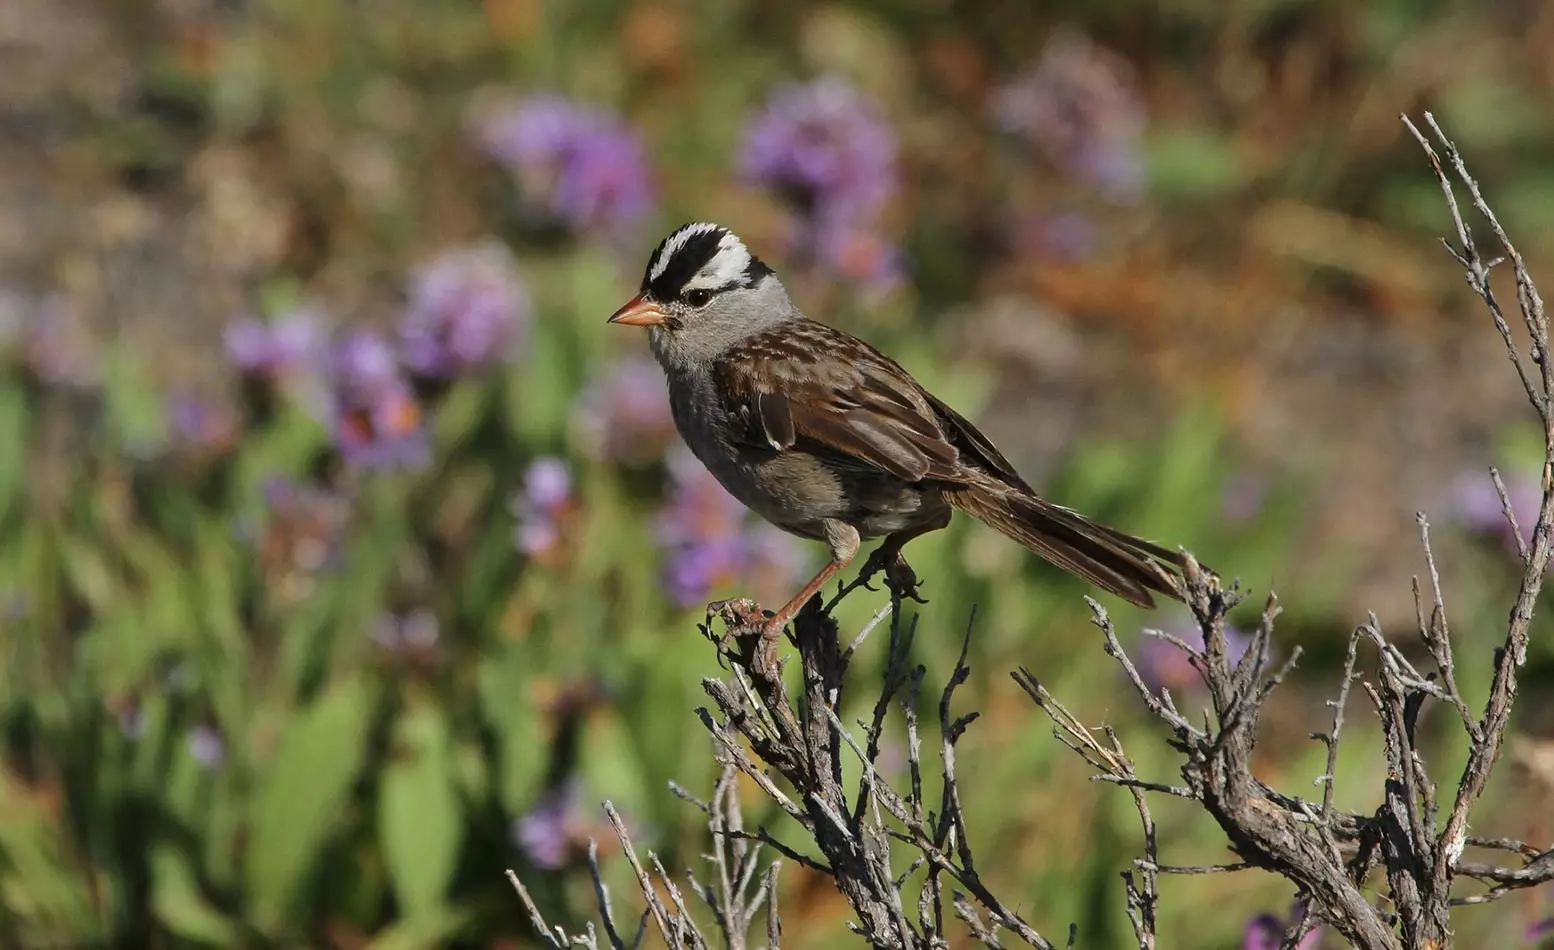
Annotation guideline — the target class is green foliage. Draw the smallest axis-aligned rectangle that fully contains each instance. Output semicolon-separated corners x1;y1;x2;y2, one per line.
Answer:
0;1;1549;948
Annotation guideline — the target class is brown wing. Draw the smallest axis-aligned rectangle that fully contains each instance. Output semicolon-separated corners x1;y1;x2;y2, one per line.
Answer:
713;321;966;484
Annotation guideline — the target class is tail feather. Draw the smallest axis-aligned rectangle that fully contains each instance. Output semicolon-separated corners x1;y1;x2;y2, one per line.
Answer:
946;485;1184;608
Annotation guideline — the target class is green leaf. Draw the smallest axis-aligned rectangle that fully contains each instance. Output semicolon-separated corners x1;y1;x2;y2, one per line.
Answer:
365;904;473;950
430;379;491;454
475;652;544;813
150;846;240;947
1145;127;1244;201
378;696;462;919
0;382;27;523
246;674;377;933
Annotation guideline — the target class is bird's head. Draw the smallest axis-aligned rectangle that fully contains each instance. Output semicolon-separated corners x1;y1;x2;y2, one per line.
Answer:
608;222;798;369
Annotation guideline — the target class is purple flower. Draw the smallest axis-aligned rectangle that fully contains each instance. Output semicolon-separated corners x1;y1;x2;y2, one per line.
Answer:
656;449;810;608
574;357;674;464
400;241;529;378
1243;910;1321;950
993;30;1147;201
658;449;751;607
225;308;326;380
1448;467;1540;557
471;94;654;234
165;394;241;453
1136;615;1253;697
1529;914;1554;945
1221;472;1267;524
326;331;430;470
515;778;583;870
740;77;897;222
187;726;225;770
1010;210;1100;261
16;294;98;389
512;457;574;556
745;521;812;608
251;477;351;597
810;218;904;290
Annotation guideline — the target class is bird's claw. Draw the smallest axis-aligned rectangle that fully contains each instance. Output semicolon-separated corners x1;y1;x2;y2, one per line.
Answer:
858;547;928;604
705;598;782;668
884;555;929;604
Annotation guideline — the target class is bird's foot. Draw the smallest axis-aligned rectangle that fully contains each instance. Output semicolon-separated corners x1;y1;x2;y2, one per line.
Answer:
704;598;782;670
858;547;928;605
885;555;928;604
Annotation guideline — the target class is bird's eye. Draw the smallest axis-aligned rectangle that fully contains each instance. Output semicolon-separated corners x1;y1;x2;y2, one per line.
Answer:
684;288;713;308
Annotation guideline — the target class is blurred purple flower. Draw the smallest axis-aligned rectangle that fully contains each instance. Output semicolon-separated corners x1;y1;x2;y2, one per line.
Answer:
1448;467;1540;557
745;521;812;608
658;449;752;607
401;240;529;378
326;331;430;470
515;778;582;870
810;218;904;290
574;357;674;464
251;476;351;600
471;94;654;234
1011;210;1101;261
1136;615;1252;697
17;294;99;389
165;393;242;453
187;726;224;769
1221;472;1267;524
656;449;810;608
512;456;574;556
1243;910;1321;950
1530;914;1554;945
993;29;1148;201
740;77;897;222
740;78;902;285
225;308;326;380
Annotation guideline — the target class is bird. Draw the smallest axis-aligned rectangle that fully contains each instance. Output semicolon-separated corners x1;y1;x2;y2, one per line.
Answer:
609;221;1187;635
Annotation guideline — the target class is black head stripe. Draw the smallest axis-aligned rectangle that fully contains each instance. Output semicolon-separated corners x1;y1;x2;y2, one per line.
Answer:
642;224;728;299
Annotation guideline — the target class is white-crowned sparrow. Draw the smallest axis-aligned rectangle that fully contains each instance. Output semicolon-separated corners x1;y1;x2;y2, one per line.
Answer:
610;222;1185;633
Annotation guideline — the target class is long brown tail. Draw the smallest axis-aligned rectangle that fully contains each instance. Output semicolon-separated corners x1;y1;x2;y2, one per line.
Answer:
946;484;1186;608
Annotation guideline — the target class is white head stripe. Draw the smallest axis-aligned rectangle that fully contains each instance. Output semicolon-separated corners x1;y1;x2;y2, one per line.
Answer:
680;232;753;292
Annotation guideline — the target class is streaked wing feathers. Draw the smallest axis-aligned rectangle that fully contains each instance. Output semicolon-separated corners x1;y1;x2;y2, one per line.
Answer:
714;322;964;484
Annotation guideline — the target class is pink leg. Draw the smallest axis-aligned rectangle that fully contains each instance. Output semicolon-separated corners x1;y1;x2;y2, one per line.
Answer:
762;519;860;637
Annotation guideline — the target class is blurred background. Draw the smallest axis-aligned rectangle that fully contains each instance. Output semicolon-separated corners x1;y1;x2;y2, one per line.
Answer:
1;0;1553;946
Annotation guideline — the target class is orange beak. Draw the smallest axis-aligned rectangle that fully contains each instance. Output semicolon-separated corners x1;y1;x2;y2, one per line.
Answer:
607;294;666;327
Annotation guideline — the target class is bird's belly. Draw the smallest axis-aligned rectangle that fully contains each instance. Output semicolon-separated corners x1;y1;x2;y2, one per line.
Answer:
701;449;849;540
704;447;940;542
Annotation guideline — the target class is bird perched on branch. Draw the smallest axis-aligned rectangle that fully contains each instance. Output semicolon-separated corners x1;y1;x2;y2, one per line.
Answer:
610;222;1187;636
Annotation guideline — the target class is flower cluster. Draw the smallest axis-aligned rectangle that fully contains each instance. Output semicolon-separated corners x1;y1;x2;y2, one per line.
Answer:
327;330;431;470
401;241;530;379
225;307;326;384
738;77;902;287
1135;614;1252;698
220;240;528;471
251;477;352;602
573;356;675;464
1241;905;1322;949
993;29;1148;202
512;456;575;557
472;94;654;235
1;289;100;389
655;448;809;608
1447;466;1540;560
